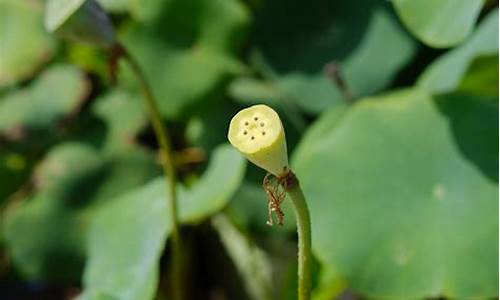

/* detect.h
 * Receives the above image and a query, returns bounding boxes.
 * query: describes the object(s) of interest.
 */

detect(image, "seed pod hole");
[228,104,289,176]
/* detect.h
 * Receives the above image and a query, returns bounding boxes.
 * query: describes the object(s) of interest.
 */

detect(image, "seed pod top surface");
[228,105,283,153]
[228,104,289,176]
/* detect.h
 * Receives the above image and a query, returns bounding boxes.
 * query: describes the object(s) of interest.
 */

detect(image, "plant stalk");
[117,43,183,300]
[324,62,353,103]
[284,171,312,300]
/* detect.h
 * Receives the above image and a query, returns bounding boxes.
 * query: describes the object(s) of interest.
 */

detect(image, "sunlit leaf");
[392,0,485,48]
[92,88,147,153]
[311,265,345,300]
[179,144,246,222]
[228,77,282,103]
[293,89,498,299]
[0,0,56,87]
[417,9,498,94]
[0,64,89,138]
[77,177,169,300]
[97,0,128,13]
[78,144,245,299]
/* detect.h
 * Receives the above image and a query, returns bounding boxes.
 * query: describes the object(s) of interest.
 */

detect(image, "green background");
[0,0,498,299]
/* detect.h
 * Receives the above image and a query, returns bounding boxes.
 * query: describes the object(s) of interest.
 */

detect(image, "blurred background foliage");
[0,0,498,299]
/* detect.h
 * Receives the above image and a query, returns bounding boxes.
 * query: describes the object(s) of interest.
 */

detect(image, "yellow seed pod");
[228,104,289,177]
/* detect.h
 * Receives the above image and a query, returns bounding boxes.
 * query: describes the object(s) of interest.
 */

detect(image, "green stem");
[118,43,183,300]
[285,171,312,300]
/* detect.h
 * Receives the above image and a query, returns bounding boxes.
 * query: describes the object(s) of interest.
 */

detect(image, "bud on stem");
[45,0,115,48]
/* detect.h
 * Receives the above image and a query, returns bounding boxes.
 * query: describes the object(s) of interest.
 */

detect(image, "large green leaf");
[2,142,160,281]
[77,177,169,300]
[2,143,102,281]
[92,88,147,153]
[417,9,498,94]
[293,89,498,299]
[119,0,249,119]
[392,0,485,48]
[178,145,246,222]
[228,78,282,103]
[246,0,416,114]
[0,64,89,138]
[78,144,245,299]
[0,0,56,87]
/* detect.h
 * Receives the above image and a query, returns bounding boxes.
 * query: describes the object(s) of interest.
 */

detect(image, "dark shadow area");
[0,281,74,300]
[58,163,109,207]
[159,223,252,300]
[392,44,445,88]
[252,0,379,74]
[134,0,207,50]
[435,93,499,182]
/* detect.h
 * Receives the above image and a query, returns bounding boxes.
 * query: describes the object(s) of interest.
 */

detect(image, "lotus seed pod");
[228,104,289,177]
[45,0,115,48]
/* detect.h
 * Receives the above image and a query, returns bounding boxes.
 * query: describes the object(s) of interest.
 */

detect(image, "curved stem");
[117,42,183,300]
[284,171,312,300]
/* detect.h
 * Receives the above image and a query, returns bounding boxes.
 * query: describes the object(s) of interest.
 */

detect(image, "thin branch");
[115,42,184,300]
[324,62,353,103]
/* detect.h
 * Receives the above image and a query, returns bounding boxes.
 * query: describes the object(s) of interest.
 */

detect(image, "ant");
[263,173,287,226]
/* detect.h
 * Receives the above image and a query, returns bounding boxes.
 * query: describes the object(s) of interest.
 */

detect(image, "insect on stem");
[263,173,286,226]
[263,170,312,300]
